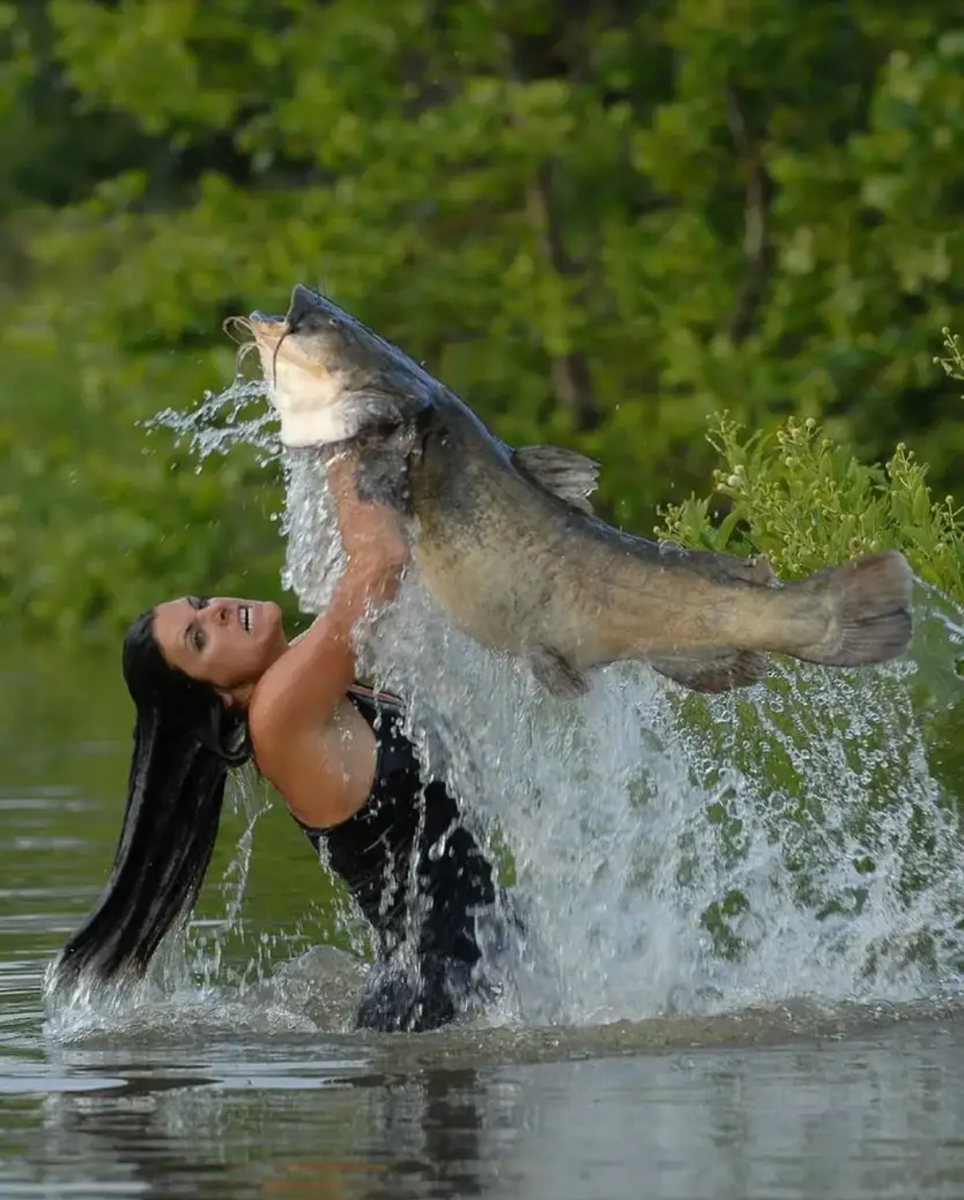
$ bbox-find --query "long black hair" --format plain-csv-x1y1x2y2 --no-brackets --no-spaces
52,608,252,990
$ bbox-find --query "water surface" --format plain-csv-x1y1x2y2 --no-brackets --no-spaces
4,644,964,1199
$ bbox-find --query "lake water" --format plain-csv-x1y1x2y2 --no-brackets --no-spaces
5,641,964,1200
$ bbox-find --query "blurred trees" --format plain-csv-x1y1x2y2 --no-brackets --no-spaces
2,0,963,637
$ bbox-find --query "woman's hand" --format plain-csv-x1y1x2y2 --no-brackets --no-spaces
324,450,409,609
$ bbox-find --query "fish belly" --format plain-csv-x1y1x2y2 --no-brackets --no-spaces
411,536,547,655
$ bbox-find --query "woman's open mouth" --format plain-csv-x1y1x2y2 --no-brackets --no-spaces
239,604,253,633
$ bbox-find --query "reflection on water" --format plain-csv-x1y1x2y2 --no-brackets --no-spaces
5,644,964,1198
9,1026,964,1200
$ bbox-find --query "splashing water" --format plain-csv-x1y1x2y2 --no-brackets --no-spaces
60,382,964,1031
354,578,964,1025
266,389,964,1023
150,380,346,613
147,377,281,469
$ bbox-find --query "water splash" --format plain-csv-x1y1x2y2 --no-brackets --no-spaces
187,770,272,990
146,377,281,469
279,449,346,614
355,578,964,1025
150,379,347,613
68,383,964,1031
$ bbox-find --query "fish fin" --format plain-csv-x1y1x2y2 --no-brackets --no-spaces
651,650,769,694
513,445,600,515
744,554,776,586
527,646,591,699
792,550,913,666
336,425,419,515
343,390,428,438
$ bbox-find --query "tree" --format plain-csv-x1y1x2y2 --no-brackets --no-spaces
2,0,963,636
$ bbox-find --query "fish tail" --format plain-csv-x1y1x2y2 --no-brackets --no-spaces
790,549,913,667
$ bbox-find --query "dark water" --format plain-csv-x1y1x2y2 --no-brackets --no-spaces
4,646,964,1200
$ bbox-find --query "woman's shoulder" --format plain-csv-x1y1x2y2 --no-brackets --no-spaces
248,680,379,827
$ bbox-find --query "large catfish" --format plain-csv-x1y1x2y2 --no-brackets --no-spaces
235,285,912,697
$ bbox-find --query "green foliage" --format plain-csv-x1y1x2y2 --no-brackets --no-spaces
2,0,964,638
937,325,964,389
656,383,964,600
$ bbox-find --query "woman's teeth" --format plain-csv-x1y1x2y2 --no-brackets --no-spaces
240,606,252,632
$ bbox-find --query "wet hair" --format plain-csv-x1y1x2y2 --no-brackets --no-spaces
53,607,252,990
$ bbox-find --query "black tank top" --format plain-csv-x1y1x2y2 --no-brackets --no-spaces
296,688,499,973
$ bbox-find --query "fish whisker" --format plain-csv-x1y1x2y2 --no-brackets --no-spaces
223,316,259,376
234,341,259,374
222,315,253,345
271,324,291,393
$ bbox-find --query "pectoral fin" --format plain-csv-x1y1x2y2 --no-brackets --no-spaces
651,650,768,694
513,445,600,514
347,389,431,436
527,646,591,699
319,427,418,515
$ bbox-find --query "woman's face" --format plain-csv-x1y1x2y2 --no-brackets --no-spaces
152,596,288,694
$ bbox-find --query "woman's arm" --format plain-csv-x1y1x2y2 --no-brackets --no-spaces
247,450,408,826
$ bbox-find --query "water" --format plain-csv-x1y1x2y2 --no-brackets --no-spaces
6,387,964,1194
285,477,964,1025
256,390,964,1019
6,637,964,1199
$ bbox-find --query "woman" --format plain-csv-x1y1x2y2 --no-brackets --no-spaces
53,452,516,1033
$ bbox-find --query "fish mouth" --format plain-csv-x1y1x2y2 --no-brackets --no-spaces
231,310,286,352
222,311,283,381
225,304,311,391
246,310,286,336
229,284,436,445
225,286,340,386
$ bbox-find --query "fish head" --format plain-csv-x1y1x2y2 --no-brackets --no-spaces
234,284,436,448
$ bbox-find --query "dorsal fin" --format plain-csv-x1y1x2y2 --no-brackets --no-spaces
513,445,600,514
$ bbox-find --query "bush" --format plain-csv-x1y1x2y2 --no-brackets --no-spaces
656,329,964,601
